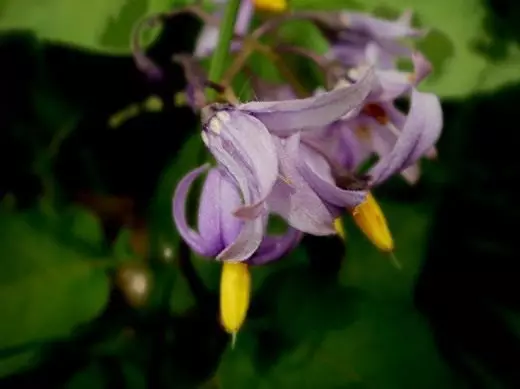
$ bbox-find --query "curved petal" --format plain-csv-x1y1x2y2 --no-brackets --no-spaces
401,164,421,185
203,110,278,220
247,228,303,265
267,133,337,235
197,168,226,253
268,133,335,235
412,51,433,85
337,120,373,170
369,89,443,185
300,144,368,208
218,169,245,247
217,216,266,262
239,67,376,134
172,164,221,257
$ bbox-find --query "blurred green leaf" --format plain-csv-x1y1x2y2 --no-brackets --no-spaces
66,363,105,389
291,0,520,98
0,0,177,54
0,209,111,377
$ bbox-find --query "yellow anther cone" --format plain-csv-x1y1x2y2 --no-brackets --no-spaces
334,217,346,241
352,192,394,252
253,0,288,13
220,262,251,347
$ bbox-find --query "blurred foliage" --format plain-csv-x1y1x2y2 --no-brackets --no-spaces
0,0,520,388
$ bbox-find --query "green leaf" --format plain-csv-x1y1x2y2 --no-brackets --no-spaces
0,209,110,377
291,0,520,98
0,0,177,54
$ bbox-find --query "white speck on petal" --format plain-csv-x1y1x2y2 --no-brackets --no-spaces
209,117,222,134
216,111,231,122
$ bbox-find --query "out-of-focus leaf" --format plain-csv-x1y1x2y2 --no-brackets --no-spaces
66,363,105,389
0,0,179,54
291,0,520,98
217,200,459,389
0,208,111,377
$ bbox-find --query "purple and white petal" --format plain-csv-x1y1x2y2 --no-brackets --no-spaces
369,89,442,185
215,169,244,247
300,142,367,208
203,109,278,219
217,216,266,262
247,227,303,265
267,133,337,235
239,67,377,134
172,164,221,257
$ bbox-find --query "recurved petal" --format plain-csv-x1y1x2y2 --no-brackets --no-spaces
239,67,377,134
197,168,226,253
369,89,442,185
203,110,278,220
267,133,337,235
411,51,433,84
401,164,421,185
247,228,303,265
300,143,368,208
173,164,221,257
217,170,245,247
217,216,266,262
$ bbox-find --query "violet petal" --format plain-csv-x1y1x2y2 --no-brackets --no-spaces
203,110,278,220
247,228,303,265
239,67,376,134
172,164,221,257
369,89,443,185
300,143,367,208
267,133,337,235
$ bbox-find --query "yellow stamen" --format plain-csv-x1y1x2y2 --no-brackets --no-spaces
220,262,251,345
334,217,346,241
253,0,288,13
351,192,394,252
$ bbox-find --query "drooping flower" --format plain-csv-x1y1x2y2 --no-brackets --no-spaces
173,164,303,338
300,88,443,251
306,10,426,68
173,164,302,263
196,68,376,246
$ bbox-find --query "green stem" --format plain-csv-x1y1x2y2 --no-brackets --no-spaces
206,0,242,100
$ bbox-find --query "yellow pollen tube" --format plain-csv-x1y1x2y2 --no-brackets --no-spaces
253,0,288,13
220,262,251,346
352,192,394,252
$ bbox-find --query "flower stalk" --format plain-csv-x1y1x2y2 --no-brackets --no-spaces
206,0,242,100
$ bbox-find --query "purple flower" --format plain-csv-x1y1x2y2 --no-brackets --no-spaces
194,0,253,58
173,164,302,264
313,10,426,68
348,47,433,102
184,69,376,259
301,88,442,192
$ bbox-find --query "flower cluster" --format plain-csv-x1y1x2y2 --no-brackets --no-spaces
132,0,443,338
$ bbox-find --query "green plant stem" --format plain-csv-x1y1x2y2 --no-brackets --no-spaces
206,0,242,100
